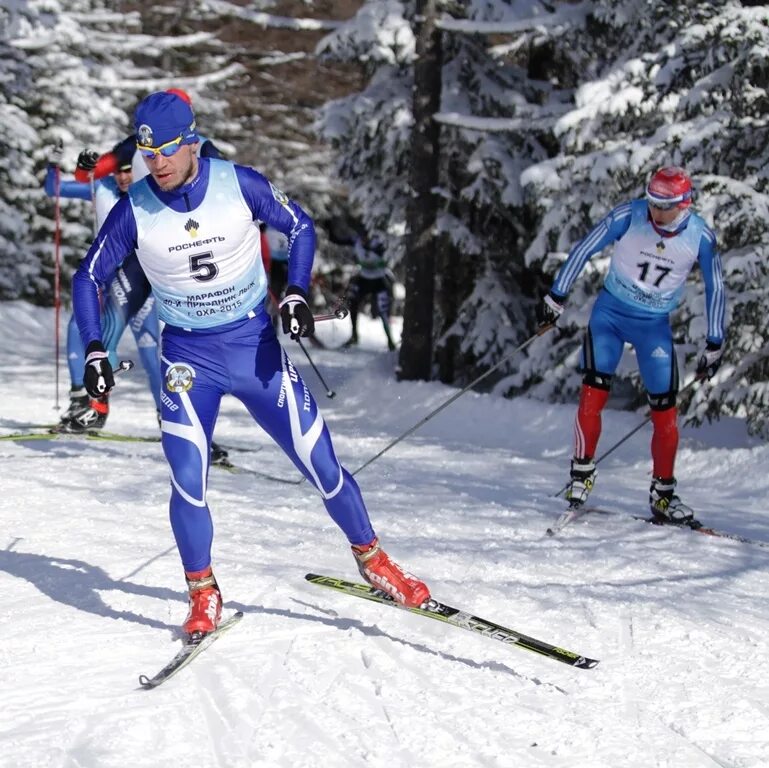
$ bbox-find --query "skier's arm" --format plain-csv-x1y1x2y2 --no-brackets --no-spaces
234,165,316,293
551,203,633,299
697,226,726,346
72,198,139,347
73,135,135,182
43,165,92,200
74,152,117,183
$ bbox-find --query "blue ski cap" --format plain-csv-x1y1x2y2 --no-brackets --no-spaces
134,91,198,149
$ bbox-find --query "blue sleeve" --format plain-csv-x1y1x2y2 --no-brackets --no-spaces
697,226,726,345
43,165,92,201
72,197,138,347
551,202,633,299
234,164,316,293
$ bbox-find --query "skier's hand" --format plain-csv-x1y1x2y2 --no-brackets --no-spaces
696,342,723,380
536,291,565,329
84,341,115,397
76,149,99,174
279,285,315,340
49,139,64,166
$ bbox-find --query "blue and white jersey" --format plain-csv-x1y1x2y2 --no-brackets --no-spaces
551,199,725,344
93,176,122,229
129,160,265,327
73,157,316,345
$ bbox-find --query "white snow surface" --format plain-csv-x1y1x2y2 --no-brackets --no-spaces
1,301,768,768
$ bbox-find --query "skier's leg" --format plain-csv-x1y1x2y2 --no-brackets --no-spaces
57,314,94,429
344,278,360,345
576,311,624,453
129,295,162,412
375,284,396,350
631,317,691,519
633,319,684,506
159,331,226,574
567,311,623,504
230,315,430,606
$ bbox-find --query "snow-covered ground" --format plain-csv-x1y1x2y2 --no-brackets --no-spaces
1,300,768,768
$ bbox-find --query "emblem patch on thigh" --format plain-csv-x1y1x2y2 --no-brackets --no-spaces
165,363,195,393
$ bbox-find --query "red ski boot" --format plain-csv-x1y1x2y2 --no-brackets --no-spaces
352,538,431,608
183,568,222,641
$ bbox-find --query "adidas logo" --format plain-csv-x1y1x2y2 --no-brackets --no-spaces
651,346,668,359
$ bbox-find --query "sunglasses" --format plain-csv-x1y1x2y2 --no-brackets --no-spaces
646,197,680,211
136,134,185,159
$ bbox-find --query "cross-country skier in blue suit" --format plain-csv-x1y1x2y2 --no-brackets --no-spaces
537,166,726,523
44,138,162,431
72,91,431,640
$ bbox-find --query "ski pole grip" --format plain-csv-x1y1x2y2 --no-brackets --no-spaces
116,360,134,376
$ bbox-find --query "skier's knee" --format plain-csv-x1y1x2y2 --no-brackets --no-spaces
581,370,613,390
648,390,677,411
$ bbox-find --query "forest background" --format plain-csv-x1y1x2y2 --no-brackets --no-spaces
2,0,769,434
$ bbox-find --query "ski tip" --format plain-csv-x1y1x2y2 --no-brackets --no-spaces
576,657,600,670
138,674,158,689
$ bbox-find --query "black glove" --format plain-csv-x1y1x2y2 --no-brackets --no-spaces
76,149,99,173
279,285,315,340
84,341,115,398
536,291,565,328
696,342,723,380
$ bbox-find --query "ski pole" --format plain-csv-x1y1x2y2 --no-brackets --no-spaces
296,338,336,398
314,297,349,323
53,164,62,411
553,374,701,498
352,324,554,477
314,306,349,322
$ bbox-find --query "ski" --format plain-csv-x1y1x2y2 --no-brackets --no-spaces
633,514,769,550
212,441,265,455
216,457,304,485
549,503,769,550
546,505,613,536
0,429,160,443
138,611,244,689
305,573,599,669
547,505,589,536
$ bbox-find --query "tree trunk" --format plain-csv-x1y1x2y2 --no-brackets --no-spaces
398,0,442,380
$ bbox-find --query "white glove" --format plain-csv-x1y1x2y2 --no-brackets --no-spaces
696,342,723,380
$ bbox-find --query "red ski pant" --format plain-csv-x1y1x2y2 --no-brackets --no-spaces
573,384,678,478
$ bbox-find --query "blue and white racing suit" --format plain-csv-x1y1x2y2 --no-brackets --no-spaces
44,167,161,407
551,199,726,396
72,158,375,571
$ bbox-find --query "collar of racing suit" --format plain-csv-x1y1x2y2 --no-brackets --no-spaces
145,155,210,213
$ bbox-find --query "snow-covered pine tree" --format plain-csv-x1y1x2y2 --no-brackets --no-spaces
317,1,578,385
1,0,123,302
